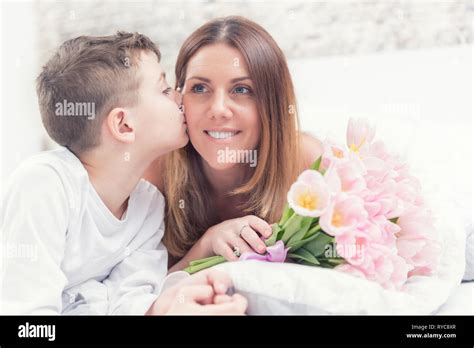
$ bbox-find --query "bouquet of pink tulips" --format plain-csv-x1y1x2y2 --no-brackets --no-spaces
185,118,441,290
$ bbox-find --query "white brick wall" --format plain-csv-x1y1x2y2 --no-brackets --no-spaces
36,0,473,80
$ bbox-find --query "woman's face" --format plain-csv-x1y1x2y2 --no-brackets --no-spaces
182,43,261,170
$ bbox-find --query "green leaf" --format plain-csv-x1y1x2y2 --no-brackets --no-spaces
304,222,321,239
303,232,335,257
317,260,335,269
288,247,320,265
276,227,285,240
326,258,345,265
296,260,320,267
286,216,314,246
287,230,321,251
309,156,322,171
281,215,304,243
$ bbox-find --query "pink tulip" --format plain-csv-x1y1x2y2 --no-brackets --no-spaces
396,206,441,276
321,141,349,171
334,159,366,194
285,118,440,290
287,170,331,217
369,250,412,291
361,160,406,220
338,244,412,290
346,118,376,154
319,193,368,236
358,218,398,247
334,229,369,266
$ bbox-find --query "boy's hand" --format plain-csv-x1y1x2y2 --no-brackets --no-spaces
147,269,247,315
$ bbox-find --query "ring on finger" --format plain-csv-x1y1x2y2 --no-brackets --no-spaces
232,246,241,258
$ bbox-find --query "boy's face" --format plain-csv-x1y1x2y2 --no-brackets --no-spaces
132,51,188,157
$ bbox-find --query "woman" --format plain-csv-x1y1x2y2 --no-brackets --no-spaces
145,16,322,271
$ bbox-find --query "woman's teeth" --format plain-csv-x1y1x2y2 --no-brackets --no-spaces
206,131,239,139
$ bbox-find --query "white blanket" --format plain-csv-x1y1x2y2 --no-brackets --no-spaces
215,197,466,314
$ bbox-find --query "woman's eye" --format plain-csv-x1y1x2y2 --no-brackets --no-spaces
233,86,251,94
162,87,173,95
191,84,207,93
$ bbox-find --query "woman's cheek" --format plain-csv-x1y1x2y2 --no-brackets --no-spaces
240,106,260,148
182,104,203,136
182,95,198,115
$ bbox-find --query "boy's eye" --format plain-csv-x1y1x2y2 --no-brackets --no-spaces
162,87,173,95
233,85,252,95
190,84,208,93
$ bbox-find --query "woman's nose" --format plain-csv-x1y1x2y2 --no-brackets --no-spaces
209,90,232,119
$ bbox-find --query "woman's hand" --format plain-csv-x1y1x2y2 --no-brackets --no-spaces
204,215,273,261
167,215,273,273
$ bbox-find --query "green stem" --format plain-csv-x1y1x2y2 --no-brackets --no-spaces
189,255,223,266
184,255,226,274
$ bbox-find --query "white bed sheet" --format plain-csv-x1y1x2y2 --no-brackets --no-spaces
434,282,474,315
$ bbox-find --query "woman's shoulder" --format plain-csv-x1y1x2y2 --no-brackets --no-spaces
300,132,324,169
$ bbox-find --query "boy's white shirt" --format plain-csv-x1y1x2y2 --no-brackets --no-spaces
0,147,189,315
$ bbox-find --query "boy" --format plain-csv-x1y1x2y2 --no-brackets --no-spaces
0,32,247,315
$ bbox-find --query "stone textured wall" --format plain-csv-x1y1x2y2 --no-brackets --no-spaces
36,0,473,79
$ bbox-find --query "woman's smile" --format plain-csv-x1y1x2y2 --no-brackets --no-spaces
204,128,242,142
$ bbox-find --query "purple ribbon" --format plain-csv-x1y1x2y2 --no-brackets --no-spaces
239,240,289,262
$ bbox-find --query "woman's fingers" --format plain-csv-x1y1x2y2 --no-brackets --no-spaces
216,239,239,261
240,225,267,254
246,215,272,239
208,216,272,261
229,238,252,256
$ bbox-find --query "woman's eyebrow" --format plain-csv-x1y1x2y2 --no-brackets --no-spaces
186,76,210,82
186,76,252,83
230,76,251,83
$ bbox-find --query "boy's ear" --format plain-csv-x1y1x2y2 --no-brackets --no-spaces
105,107,135,144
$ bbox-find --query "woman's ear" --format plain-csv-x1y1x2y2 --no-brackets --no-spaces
105,107,136,144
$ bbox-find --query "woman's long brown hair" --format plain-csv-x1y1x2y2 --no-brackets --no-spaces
163,16,302,258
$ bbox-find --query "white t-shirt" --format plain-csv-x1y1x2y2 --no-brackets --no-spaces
0,147,187,314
